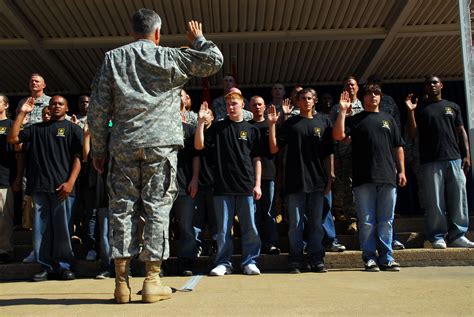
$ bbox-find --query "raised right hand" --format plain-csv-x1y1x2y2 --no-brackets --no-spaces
267,105,280,124
186,20,203,44
198,101,212,123
339,91,351,114
405,94,418,111
20,97,35,114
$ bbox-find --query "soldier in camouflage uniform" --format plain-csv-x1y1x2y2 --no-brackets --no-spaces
17,73,51,127
88,8,223,304
330,77,364,234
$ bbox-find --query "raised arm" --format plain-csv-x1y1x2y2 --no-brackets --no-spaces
7,97,35,144
405,94,418,139
332,91,351,141
268,105,280,154
194,101,211,150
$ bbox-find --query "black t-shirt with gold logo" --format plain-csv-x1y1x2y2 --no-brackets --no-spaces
205,118,260,195
0,118,15,186
415,99,464,164
277,113,334,194
347,111,403,188
19,120,83,195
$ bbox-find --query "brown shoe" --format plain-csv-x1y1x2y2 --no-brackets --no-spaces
114,258,131,304
142,261,172,303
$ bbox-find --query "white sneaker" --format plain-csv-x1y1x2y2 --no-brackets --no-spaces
86,250,97,261
424,239,447,249
243,263,261,275
448,236,474,248
210,265,231,276
23,251,36,263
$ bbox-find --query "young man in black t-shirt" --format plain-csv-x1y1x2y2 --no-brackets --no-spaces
405,75,473,249
195,88,262,276
0,94,15,264
249,95,280,255
8,95,83,281
171,122,200,276
333,84,406,272
269,88,334,273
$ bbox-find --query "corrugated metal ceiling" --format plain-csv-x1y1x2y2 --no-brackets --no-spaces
0,0,471,95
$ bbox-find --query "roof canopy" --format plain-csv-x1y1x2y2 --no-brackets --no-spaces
0,0,472,95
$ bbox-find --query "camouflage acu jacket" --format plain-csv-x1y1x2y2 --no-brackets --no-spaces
89,36,223,157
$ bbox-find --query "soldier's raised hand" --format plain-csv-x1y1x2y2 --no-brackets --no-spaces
20,97,35,114
267,105,280,124
186,20,203,44
405,94,418,112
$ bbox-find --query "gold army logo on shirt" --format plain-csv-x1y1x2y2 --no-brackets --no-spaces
56,128,66,137
239,131,248,140
313,127,321,137
0,127,6,135
381,120,391,130
445,106,454,116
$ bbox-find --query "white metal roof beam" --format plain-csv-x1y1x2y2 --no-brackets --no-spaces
0,23,460,50
359,0,419,82
0,0,80,93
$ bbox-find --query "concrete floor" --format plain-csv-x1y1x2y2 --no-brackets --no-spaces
0,266,473,316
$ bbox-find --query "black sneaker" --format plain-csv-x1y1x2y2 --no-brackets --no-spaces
325,240,346,252
32,270,49,282
179,258,194,276
380,261,401,272
95,270,111,279
364,259,380,272
263,245,281,255
311,263,328,273
60,269,75,280
0,253,10,264
288,267,301,274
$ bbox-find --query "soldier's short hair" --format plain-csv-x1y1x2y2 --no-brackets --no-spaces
132,8,162,35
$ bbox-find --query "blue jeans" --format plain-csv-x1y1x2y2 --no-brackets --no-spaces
213,195,261,268
97,207,111,271
83,207,98,251
32,192,75,272
195,185,217,242
255,180,279,248
172,195,199,259
287,192,325,267
353,183,396,264
322,191,336,244
421,159,469,243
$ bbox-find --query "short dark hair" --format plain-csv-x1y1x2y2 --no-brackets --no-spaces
132,8,162,35
343,76,358,86
424,75,441,84
362,84,382,96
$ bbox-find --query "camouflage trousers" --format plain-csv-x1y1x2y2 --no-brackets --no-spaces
108,146,178,262
332,153,355,217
